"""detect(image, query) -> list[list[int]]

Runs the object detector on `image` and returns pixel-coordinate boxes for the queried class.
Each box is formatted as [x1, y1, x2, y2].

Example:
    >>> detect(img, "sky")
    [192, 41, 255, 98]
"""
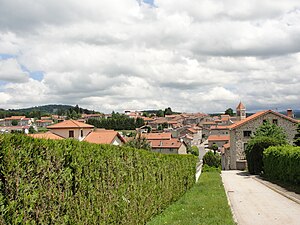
[0, 0, 300, 113]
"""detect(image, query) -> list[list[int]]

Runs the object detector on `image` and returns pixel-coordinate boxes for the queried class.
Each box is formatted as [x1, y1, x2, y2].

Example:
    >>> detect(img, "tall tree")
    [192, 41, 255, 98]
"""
[164, 107, 173, 116]
[156, 110, 164, 117]
[224, 108, 234, 116]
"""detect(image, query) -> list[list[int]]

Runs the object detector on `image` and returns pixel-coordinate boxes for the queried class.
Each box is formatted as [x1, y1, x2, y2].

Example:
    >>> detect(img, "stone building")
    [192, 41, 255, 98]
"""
[224, 110, 299, 170]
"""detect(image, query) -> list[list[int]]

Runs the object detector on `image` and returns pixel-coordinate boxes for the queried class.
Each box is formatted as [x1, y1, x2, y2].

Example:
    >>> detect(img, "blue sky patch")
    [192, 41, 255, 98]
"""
[20, 64, 44, 81]
[0, 54, 16, 60]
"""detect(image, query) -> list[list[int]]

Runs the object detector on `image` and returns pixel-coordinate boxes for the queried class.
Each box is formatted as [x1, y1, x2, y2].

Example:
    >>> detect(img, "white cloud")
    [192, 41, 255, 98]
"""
[0, 58, 29, 83]
[0, 0, 300, 112]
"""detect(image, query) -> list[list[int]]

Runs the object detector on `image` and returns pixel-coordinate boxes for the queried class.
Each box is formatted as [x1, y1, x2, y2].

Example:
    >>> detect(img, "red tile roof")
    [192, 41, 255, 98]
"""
[236, 101, 246, 110]
[47, 120, 94, 129]
[29, 132, 63, 140]
[149, 138, 183, 149]
[84, 129, 125, 144]
[142, 133, 172, 140]
[208, 135, 230, 141]
[228, 110, 299, 130]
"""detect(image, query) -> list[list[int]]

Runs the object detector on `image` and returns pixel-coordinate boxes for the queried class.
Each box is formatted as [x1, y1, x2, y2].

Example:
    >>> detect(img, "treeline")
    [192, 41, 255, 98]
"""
[87, 112, 144, 130]
[0, 104, 100, 119]
[0, 134, 196, 224]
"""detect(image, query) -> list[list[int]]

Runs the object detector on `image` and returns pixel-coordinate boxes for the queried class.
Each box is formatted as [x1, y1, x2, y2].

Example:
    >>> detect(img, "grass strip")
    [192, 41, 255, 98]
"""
[147, 169, 235, 225]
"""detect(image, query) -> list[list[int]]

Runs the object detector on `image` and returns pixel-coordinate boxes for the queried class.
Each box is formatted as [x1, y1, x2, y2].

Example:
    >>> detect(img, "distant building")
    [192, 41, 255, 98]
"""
[47, 120, 94, 141]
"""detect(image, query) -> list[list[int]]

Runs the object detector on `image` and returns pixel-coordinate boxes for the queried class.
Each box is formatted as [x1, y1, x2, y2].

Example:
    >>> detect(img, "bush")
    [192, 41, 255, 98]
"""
[245, 137, 285, 175]
[203, 151, 221, 168]
[187, 146, 199, 157]
[263, 146, 300, 185]
[0, 134, 197, 224]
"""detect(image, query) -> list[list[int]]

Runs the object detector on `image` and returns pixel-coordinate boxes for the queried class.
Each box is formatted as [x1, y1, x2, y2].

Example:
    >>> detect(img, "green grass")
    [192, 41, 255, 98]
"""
[147, 169, 235, 225]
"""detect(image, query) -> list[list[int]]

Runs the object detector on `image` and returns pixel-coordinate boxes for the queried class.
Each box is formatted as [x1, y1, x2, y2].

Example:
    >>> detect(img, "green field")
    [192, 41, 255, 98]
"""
[147, 169, 235, 225]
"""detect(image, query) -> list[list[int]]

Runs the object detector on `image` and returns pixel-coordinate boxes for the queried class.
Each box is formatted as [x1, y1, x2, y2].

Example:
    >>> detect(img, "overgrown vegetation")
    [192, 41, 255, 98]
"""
[187, 146, 199, 156]
[147, 169, 235, 225]
[124, 133, 151, 151]
[0, 134, 196, 224]
[245, 121, 287, 175]
[87, 112, 144, 130]
[263, 146, 300, 185]
[203, 151, 221, 168]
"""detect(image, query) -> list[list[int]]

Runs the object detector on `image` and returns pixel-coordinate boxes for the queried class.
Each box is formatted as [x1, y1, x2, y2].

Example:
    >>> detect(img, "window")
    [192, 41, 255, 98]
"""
[263, 119, 267, 124]
[273, 119, 278, 125]
[69, 130, 74, 138]
[243, 131, 252, 137]
[81, 130, 83, 137]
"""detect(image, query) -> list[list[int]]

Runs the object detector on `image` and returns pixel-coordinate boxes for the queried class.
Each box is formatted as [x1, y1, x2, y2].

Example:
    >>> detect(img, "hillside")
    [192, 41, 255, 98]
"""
[0, 104, 100, 119]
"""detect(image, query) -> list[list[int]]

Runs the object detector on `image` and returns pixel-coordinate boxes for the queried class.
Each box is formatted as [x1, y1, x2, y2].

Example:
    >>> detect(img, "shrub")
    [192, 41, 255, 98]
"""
[245, 137, 285, 175]
[203, 151, 221, 168]
[0, 134, 197, 224]
[263, 146, 300, 185]
[187, 146, 199, 157]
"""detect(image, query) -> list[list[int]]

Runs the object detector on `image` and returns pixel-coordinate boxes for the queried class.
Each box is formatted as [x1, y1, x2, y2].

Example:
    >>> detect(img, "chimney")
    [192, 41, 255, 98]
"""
[287, 109, 294, 118]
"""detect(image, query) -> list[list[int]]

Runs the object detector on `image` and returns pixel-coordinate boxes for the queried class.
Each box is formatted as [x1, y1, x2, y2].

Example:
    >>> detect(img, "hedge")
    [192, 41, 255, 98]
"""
[263, 145, 300, 185]
[245, 137, 285, 175]
[0, 134, 197, 224]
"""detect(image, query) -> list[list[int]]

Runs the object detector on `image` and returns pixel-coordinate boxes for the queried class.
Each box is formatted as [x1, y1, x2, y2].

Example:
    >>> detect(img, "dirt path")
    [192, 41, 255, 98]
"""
[221, 170, 300, 225]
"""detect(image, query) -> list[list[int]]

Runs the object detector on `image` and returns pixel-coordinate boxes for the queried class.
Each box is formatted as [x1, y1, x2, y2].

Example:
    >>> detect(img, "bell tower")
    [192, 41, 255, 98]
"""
[236, 101, 246, 121]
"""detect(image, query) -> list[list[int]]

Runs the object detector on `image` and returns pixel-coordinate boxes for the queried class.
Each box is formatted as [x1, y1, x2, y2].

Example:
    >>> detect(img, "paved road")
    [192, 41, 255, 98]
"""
[222, 170, 300, 225]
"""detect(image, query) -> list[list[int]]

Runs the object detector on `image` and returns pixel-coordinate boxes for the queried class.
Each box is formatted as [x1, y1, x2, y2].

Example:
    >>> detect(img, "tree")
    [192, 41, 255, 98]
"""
[187, 146, 199, 156]
[164, 107, 173, 116]
[124, 134, 151, 151]
[225, 108, 234, 116]
[203, 151, 221, 168]
[211, 143, 219, 154]
[156, 110, 164, 117]
[11, 120, 18, 126]
[293, 123, 300, 146]
[254, 121, 287, 141]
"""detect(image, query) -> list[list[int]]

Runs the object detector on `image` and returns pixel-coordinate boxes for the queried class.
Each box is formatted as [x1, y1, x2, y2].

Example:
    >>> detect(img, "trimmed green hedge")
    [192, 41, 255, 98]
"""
[245, 137, 285, 175]
[263, 145, 300, 185]
[0, 134, 196, 224]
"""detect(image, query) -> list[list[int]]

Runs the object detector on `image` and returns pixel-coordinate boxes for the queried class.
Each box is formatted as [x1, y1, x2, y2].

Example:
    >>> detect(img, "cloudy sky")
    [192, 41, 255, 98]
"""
[0, 0, 300, 113]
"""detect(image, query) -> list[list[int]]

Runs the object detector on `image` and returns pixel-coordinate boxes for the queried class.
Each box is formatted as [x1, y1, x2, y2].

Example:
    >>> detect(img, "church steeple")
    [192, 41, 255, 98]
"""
[236, 101, 246, 121]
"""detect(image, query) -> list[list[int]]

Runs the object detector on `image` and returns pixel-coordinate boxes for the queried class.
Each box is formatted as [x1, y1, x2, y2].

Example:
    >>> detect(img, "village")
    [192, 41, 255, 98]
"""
[0, 102, 298, 171]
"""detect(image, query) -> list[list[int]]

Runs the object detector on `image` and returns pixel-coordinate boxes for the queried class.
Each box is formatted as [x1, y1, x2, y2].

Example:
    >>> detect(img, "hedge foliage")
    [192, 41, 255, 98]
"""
[245, 137, 286, 175]
[0, 134, 197, 224]
[263, 146, 300, 185]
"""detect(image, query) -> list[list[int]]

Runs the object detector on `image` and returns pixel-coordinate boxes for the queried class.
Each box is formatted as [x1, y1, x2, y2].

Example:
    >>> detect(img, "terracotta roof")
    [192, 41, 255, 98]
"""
[29, 132, 63, 140]
[5, 116, 26, 120]
[47, 120, 94, 129]
[36, 120, 53, 123]
[208, 135, 230, 141]
[142, 133, 172, 140]
[210, 126, 230, 130]
[223, 143, 230, 149]
[228, 110, 299, 130]
[149, 138, 183, 149]
[236, 101, 246, 110]
[203, 121, 217, 125]
[187, 128, 198, 133]
[84, 129, 125, 144]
